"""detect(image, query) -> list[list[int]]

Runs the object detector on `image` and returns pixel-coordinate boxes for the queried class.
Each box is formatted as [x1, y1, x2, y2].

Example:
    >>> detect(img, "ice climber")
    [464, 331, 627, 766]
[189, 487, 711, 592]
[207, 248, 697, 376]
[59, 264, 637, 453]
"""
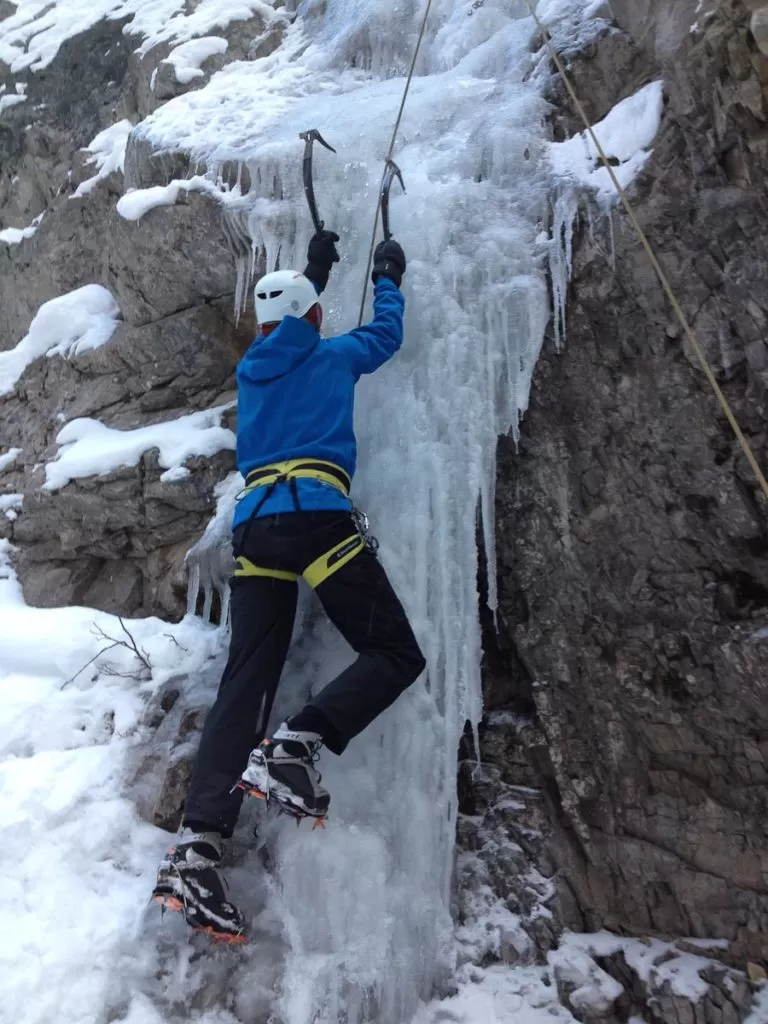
[152, 229, 426, 941]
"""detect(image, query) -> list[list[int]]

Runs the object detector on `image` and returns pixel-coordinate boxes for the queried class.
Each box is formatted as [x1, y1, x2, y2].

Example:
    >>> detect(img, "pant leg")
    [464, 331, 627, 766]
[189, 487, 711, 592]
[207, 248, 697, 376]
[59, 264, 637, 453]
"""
[305, 546, 426, 754]
[183, 574, 298, 835]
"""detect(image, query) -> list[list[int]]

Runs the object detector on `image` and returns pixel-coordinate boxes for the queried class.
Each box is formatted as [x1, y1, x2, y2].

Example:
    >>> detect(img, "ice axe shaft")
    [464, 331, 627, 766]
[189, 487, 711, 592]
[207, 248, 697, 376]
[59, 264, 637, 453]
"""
[380, 158, 405, 241]
[299, 129, 336, 233]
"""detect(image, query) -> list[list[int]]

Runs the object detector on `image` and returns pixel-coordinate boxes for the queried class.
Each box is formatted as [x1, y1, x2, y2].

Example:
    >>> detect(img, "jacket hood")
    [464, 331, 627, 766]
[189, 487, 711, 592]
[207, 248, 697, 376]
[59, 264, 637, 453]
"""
[238, 316, 320, 382]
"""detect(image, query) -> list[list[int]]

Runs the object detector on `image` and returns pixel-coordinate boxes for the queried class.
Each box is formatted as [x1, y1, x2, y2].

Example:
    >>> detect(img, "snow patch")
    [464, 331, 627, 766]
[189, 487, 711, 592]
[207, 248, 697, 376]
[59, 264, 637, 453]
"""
[73, 120, 133, 198]
[0, 494, 22, 520]
[0, 285, 120, 396]
[161, 35, 228, 85]
[0, 211, 43, 245]
[557, 932, 729, 1002]
[548, 81, 664, 201]
[0, 449, 22, 474]
[0, 538, 225, 1023]
[116, 175, 214, 220]
[43, 403, 236, 491]
[549, 944, 625, 1016]
[0, 0, 278, 71]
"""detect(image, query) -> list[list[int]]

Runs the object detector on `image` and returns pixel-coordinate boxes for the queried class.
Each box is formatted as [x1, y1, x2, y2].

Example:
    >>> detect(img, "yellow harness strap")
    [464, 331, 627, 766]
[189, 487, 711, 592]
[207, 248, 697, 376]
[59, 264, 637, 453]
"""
[234, 534, 365, 588]
[303, 534, 365, 590]
[243, 458, 351, 498]
[234, 557, 299, 582]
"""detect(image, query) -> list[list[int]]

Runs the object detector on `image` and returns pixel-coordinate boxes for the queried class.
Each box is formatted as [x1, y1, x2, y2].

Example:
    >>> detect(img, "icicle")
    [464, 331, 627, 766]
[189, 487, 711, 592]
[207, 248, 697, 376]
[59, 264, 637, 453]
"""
[185, 559, 200, 619]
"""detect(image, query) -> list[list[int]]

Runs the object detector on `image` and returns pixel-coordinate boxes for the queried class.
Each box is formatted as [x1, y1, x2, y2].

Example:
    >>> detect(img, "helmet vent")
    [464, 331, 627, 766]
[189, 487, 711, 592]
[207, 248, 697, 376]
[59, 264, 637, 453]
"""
[269, 290, 283, 299]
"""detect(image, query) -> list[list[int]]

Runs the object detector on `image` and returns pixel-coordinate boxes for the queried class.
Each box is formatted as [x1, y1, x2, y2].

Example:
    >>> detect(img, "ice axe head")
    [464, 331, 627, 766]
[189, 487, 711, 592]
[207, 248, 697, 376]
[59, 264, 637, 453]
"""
[380, 158, 406, 241]
[299, 129, 336, 233]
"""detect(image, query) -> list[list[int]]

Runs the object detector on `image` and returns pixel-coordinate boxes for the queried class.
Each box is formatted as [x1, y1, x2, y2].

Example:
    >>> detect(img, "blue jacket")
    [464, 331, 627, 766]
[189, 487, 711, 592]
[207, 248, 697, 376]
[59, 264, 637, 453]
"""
[232, 276, 405, 527]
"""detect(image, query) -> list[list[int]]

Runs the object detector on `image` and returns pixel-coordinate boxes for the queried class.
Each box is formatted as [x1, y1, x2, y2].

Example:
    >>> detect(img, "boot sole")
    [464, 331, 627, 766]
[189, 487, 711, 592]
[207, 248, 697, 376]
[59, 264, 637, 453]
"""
[236, 778, 327, 826]
[151, 893, 248, 945]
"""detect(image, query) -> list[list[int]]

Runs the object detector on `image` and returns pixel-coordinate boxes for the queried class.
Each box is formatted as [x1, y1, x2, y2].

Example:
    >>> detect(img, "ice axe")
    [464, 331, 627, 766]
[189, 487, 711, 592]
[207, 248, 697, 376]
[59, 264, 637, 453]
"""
[380, 158, 405, 241]
[299, 129, 336, 233]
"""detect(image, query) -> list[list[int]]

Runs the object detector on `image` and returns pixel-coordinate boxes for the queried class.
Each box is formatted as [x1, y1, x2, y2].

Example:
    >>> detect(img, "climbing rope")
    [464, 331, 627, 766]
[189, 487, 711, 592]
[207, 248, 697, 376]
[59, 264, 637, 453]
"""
[524, 0, 768, 505]
[358, 0, 435, 325]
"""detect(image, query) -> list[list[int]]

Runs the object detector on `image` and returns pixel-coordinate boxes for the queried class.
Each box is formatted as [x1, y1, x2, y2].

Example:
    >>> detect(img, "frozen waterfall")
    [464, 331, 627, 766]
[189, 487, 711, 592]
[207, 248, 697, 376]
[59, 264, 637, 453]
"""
[170, 1, 556, 1020]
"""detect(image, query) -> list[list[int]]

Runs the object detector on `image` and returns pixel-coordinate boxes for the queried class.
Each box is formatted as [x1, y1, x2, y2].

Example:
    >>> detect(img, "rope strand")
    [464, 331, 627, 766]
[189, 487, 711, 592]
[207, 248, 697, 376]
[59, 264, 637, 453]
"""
[358, 0, 435, 325]
[524, 0, 768, 504]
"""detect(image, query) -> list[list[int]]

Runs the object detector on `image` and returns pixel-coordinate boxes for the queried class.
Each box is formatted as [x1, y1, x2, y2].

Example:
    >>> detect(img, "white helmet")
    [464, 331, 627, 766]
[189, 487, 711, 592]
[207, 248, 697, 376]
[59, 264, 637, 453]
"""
[254, 270, 319, 326]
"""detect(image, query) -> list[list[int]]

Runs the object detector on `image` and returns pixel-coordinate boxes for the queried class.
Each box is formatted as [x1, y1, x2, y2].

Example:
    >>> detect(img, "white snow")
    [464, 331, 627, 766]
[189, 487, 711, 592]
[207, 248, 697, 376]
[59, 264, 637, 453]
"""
[0, 92, 25, 112]
[548, 944, 625, 1015]
[548, 81, 665, 201]
[0, 0, 281, 71]
[73, 119, 133, 198]
[0, 539, 226, 1024]
[43, 403, 236, 491]
[116, 175, 214, 220]
[556, 931, 728, 1002]
[0, 285, 120, 396]
[0, 448, 22, 474]
[744, 983, 768, 1024]
[0, 211, 43, 245]
[160, 35, 228, 85]
[0, 494, 22, 519]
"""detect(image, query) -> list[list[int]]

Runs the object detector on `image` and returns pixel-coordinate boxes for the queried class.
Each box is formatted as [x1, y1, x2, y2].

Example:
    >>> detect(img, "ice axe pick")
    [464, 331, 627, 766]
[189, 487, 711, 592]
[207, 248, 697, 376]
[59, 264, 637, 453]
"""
[299, 129, 336, 233]
[380, 158, 405, 241]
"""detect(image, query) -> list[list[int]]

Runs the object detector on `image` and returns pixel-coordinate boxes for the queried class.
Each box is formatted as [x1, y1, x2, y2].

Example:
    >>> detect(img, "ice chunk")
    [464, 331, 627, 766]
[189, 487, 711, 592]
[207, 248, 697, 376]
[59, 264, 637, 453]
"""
[0, 285, 119, 396]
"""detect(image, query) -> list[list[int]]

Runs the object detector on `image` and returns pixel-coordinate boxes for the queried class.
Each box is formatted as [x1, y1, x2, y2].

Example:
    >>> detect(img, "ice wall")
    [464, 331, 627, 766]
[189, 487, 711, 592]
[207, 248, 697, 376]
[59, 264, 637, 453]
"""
[151, 1, 558, 1021]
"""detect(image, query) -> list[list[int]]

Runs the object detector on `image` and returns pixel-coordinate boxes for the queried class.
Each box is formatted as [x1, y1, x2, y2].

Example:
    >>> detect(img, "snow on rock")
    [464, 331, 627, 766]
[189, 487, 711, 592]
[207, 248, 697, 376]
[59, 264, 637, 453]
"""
[43, 403, 236, 492]
[556, 931, 728, 1002]
[745, 983, 768, 1024]
[0, 211, 43, 245]
[548, 943, 625, 1016]
[0, 449, 22, 474]
[548, 81, 665, 201]
[412, 964, 578, 1024]
[0, 494, 23, 520]
[116, 175, 214, 220]
[73, 120, 133, 198]
[0, 0, 278, 72]
[159, 35, 228, 85]
[0, 285, 120, 397]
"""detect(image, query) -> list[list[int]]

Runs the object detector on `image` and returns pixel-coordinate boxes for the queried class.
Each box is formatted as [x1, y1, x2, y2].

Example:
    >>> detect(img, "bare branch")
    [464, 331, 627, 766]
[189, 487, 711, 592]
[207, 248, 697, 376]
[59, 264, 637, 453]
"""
[61, 617, 153, 690]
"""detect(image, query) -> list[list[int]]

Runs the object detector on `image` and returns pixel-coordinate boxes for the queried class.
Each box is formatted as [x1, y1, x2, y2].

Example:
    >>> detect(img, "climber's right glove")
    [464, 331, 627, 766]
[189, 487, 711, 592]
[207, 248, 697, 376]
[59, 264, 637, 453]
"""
[372, 239, 406, 289]
[304, 229, 340, 291]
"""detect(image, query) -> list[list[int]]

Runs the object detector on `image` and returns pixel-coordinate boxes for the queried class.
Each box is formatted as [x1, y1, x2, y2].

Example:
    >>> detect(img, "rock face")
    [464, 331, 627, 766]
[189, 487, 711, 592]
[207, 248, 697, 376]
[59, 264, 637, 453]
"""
[0, 17, 265, 617]
[487, 0, 768, 977]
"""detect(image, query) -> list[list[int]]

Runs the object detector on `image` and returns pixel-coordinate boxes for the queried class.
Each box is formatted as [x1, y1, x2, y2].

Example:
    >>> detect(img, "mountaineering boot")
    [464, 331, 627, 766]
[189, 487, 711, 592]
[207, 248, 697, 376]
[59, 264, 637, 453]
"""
[151, 828, 247, 943]
[237, 723, 330, 822]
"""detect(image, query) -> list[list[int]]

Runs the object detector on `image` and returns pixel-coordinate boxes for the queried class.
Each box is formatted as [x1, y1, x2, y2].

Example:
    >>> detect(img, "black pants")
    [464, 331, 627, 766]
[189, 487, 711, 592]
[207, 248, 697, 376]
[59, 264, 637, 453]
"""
[183, 511, 426, 835]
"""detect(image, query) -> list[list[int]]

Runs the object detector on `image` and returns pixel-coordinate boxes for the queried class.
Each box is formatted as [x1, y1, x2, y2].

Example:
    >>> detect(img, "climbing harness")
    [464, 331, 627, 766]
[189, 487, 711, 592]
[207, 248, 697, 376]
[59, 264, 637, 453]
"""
[232, 457, 369, 587]
[524, 0, 768, 505]
[357, 0, 436, 324]
[299, 129, 337, 233]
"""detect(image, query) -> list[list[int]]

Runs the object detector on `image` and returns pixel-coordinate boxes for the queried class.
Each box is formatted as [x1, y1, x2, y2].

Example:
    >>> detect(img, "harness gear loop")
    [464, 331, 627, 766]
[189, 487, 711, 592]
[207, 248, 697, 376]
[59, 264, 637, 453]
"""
[358, 0, 436, 325]
[524, 0, 768, 506]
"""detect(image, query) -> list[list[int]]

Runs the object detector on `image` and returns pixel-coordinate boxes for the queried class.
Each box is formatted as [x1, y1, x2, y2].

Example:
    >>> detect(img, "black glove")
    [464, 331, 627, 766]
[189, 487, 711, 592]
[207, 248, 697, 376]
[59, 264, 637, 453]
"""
[372, 239, 406, 288]
[304, 229, 340, 291]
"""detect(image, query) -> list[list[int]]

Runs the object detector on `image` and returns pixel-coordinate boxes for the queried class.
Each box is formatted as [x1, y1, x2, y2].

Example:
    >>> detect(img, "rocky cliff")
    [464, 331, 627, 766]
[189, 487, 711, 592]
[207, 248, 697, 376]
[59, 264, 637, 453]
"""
[477, 0, 768, 998]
